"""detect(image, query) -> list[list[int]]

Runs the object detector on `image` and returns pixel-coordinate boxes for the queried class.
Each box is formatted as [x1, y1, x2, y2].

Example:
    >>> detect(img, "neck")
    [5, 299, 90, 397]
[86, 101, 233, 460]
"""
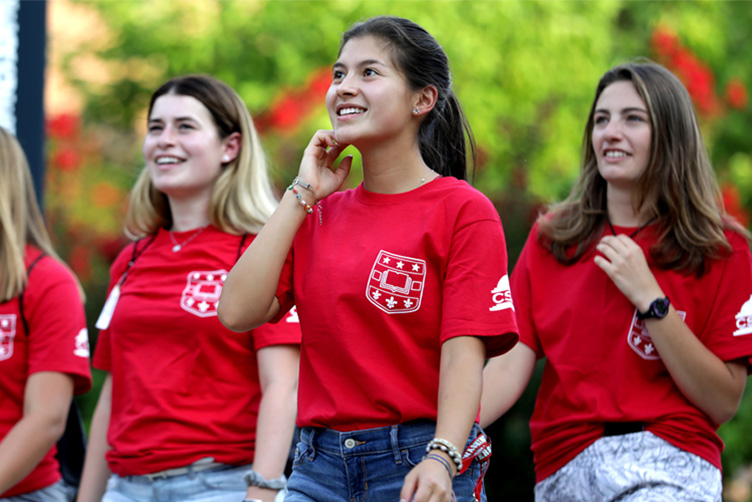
[360, 138, 435, 194]
[168, 197, 211, 232]
[606, 185, 642, 227]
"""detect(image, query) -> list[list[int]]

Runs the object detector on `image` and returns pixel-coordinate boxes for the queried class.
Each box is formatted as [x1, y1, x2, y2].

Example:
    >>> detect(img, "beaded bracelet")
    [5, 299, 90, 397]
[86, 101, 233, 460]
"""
[424, 452, 455, 479]
[291, 176, 319, 203]
[426, 438, 463, 473]
[290, 187, 313, 214]
[287, 183, 323, 225]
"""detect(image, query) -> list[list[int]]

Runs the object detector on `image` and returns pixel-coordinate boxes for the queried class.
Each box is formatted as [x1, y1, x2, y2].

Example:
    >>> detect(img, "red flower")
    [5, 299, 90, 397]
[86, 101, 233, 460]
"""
[725, 79, 748, 110]
[651, 27, 679, 58]
[47, 113, 80, 140]
[721, 183, 750, 228]
[52, 147, 82, 172]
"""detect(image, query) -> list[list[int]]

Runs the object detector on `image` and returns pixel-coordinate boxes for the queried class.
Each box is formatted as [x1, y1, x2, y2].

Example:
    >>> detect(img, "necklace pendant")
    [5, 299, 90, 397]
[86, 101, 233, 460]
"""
[172, 244, 182, 252]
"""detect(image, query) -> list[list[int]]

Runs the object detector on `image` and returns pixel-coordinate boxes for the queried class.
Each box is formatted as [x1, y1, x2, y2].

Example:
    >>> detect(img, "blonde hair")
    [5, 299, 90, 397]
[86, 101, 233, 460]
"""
[0, 127, 65, 300]
[539, 61, 749, 276]
[125, 75, 278, 238]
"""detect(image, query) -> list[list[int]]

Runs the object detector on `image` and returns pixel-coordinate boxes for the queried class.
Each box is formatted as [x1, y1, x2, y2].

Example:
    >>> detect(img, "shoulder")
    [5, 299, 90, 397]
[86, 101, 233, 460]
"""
[431, 177, 500, 221]
[23, 248, 80, 297]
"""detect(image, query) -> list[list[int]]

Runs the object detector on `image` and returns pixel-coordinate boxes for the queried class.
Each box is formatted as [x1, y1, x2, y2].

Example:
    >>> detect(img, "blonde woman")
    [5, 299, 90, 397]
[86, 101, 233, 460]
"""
[78, 75, 300, 502]
[0, 127, 91, 501]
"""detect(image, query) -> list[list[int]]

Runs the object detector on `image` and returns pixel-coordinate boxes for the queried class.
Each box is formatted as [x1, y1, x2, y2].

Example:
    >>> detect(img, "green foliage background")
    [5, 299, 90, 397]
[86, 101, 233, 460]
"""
[49, 1, 752, 499]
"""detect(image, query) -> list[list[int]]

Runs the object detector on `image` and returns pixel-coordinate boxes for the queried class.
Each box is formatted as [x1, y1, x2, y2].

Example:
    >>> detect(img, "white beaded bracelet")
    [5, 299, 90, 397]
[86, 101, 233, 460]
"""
[426, 438, 462, 473]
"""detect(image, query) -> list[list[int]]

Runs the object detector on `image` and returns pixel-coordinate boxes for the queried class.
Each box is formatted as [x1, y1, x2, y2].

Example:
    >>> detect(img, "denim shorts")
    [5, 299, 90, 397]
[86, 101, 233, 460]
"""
[0, 480, 75, 502]
[102, 463, 287, 502]
[285, 420, 487, 502]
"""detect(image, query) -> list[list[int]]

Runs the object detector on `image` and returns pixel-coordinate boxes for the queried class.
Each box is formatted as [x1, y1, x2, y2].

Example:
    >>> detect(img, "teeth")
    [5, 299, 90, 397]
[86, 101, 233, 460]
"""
[156, 157, 181, 164]
[339, 107, 364, 116]
[605, 151, 627, 158]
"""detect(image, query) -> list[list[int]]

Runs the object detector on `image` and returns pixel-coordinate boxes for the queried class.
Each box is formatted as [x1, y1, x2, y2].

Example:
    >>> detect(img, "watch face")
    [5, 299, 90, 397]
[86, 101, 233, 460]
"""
[654, 297, 670, 317]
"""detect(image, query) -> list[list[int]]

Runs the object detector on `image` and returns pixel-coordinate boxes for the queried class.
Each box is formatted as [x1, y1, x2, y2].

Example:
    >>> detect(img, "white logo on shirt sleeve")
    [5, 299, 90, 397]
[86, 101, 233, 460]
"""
[734, 295, 752, 336]
[74, 328, 90, 358]
[0, 315, 17, 361]
[489, 275, 514, 312]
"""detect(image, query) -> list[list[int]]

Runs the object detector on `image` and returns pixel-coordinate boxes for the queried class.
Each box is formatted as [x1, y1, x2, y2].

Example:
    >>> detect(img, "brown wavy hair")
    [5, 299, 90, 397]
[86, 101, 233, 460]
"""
[538, 61, 749, 276]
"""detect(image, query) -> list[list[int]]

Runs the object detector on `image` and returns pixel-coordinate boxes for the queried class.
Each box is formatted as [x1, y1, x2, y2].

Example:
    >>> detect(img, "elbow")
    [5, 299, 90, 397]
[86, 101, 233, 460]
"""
[709, 396, 743, 426]
[217, 303, 261, 332]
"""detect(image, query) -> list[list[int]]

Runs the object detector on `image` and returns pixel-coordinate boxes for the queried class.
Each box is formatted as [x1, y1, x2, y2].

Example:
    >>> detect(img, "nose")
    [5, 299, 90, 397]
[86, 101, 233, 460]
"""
[157, 125, 176, 147]
[602, 119, 623, 141]
[336, 73, 358, 98]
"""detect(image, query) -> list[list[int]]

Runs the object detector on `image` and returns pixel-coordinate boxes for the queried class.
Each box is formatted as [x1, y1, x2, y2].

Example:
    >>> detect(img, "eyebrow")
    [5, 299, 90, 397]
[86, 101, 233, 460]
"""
[148, 116, 199, 123]
[594, 106, 649, 115]
[333, 59, 387, 70]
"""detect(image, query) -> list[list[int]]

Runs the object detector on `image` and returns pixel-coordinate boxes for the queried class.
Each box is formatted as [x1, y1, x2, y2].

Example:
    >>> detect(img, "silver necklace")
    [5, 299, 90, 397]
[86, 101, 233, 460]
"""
[169, 226, 207, 252]
[417, 169, 438, 188]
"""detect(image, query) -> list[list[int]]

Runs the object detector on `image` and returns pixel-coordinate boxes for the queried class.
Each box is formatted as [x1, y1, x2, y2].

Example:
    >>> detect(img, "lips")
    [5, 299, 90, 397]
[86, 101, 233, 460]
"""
[603, 149, 630, 159]
[155, 155, 184, 166]
[336, 104, 367, 117]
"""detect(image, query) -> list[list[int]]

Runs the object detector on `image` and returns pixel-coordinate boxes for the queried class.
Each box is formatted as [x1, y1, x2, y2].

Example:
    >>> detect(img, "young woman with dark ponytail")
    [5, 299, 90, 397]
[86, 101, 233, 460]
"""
[219, 16, 518, 502]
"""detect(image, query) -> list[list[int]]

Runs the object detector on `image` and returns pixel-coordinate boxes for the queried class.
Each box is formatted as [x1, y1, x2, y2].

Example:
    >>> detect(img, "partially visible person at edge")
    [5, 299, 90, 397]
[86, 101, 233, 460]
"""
[480, 61, 752, 502]
[76, 75, 301, 502]
[0, 127, 92, 502]
[218, 16, 519, 502]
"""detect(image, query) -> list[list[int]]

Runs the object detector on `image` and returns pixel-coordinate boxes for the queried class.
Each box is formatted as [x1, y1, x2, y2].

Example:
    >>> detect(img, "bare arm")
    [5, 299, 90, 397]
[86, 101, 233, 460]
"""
[0, 371, 73, 494]
[77, 373, 113, 502]
[218, 130, 352, 332]
[400, 336, 487, 502]
[244, 345, 300, 502]
[479, 342, 537, 428]
[595, 234, 746, 425]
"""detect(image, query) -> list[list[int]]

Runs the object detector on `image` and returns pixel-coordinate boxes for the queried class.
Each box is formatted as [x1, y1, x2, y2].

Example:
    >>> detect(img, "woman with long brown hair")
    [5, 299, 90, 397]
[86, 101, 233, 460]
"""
[481, 61, 752, 502]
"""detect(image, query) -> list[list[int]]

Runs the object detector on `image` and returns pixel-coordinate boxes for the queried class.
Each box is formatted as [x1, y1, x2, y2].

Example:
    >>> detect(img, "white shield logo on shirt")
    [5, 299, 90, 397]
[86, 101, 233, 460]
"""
[366, 250, 426, 314]
[0, 314, 17, 361]
[180, 270, 228, 318]
[627, 308, 686, 360]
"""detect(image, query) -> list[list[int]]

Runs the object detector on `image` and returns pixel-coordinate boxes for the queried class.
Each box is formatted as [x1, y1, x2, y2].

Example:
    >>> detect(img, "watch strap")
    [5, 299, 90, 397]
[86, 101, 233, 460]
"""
[637, 297, 671, 320]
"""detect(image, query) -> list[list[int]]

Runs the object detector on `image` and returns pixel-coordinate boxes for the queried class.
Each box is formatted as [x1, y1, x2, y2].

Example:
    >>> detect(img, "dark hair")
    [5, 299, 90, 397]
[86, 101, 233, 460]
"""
[540, 61, 748, 275]
[341, 16, 475, 181]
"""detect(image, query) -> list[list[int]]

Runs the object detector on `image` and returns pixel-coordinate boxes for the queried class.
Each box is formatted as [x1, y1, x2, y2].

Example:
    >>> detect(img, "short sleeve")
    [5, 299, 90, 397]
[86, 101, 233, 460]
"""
[272, 248, 296, 323]
[440, 196, 518, 357]
[701, 232, 752, 363]
[252, 307, 302, 350]
[24, 257, 92, 395]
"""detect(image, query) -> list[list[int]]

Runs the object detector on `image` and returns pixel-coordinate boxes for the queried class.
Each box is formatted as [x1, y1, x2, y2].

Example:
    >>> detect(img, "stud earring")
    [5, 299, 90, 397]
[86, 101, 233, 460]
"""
[222, 154, 231, 163]
[412, 107, 419, 115]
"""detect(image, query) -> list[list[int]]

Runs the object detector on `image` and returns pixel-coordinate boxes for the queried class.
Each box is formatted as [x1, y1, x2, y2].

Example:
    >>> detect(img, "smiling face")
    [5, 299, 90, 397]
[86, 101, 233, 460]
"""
[325, 35, 419, 148]
[143, 93, 229, 203]
[592, 80, 652, 191]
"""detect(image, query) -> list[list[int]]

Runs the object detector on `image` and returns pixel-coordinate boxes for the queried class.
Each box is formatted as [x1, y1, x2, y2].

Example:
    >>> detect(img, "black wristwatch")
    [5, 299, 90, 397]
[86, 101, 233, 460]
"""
[637, 297, 671, 320]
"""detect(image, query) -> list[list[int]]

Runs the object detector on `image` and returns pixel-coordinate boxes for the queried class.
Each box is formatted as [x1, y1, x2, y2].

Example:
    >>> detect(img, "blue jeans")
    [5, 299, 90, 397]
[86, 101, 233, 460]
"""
[102, 463, 278, 502]
[285, 421, 487, 502]
[0, 480, 75, 502]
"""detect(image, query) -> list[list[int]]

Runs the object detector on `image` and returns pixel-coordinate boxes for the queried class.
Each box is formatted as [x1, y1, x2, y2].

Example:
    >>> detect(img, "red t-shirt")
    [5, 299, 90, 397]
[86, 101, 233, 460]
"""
[0, 247, 91, 497]
[512, 222, 752, 482]
[276, 177, 519, 431]
[93, 227, 301, 475]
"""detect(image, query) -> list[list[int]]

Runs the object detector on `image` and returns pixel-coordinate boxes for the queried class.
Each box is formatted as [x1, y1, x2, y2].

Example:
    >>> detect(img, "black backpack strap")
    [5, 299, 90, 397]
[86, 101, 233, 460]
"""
[19, 252, 47, 336]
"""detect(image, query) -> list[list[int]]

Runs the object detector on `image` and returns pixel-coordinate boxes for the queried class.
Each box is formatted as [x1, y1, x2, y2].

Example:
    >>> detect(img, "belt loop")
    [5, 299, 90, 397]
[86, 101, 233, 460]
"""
[390, 425, 401, 464]
[305, 427, 318, 458]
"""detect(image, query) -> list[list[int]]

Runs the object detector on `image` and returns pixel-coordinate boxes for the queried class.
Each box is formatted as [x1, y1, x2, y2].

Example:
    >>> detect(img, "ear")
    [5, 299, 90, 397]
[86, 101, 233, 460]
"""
[222, 132, 242, 163]
[412, 85, 439, 116]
